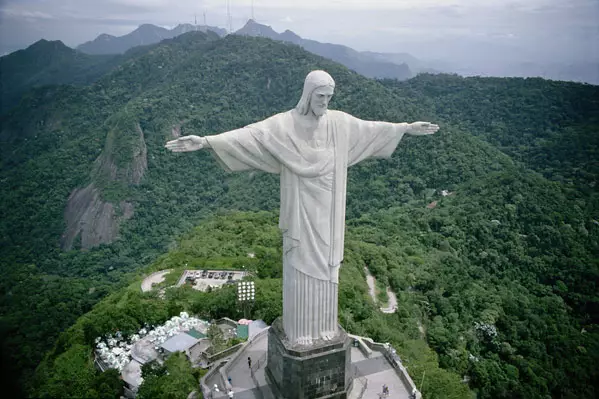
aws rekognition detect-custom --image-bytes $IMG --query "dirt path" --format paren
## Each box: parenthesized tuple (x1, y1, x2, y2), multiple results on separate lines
(381, 286, 398, 314)
(141, 270, 171, 292)
(417, 319, 426, 338)
(364, 266, 398, 314)
(364, 267, 377, 303)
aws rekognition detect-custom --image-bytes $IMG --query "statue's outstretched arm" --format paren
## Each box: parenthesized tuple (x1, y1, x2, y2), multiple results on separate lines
(406, 122, 440, 136)
(345, 113, 440, 166)
(164, 135, 210, 152)
(165, 126, 281, 174)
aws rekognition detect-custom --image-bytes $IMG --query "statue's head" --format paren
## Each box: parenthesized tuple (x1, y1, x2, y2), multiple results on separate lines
(296, 70, 335, 117)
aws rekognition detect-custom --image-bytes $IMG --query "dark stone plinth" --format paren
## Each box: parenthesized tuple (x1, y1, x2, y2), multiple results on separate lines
(265, 318, 353, 399)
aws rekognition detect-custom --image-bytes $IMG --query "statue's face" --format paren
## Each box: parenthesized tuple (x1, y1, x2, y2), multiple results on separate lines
(309, 86, 334, 116)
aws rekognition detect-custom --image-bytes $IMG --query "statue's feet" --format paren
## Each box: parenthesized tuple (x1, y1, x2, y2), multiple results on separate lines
(295, 336, 313, 346)
(291, 330, 339, 346)
(319, 330, 336, 341)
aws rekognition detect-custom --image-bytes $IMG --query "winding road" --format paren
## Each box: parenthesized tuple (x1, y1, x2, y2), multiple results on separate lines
(364, 267, 397, 314)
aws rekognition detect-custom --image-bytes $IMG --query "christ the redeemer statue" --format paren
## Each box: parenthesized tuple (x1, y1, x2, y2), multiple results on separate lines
(166, 70, 438, 346)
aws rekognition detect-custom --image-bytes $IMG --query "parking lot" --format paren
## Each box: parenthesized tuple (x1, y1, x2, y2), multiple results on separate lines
(175, 269, 246, 291)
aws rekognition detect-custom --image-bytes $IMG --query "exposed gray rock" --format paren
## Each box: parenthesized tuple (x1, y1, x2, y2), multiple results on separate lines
(61, 184, 119, 250)
(130, 123, 147, 185)
(61, 122, 146, 250)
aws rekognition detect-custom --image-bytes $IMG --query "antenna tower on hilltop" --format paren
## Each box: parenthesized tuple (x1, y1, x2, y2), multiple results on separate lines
(226, 0, 233, 33)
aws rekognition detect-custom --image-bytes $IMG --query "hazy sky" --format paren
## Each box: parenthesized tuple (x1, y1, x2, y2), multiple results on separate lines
(1, 0, 598, 67)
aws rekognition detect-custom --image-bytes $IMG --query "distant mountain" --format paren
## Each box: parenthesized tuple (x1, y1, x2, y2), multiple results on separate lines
(236, 19, 280, 40)
(0, 39, 120, 113)
(361, 51, 443, 75)
(362, 51, 421, 69)
(500, 61, 599, 85)
(235, 19, 412, 81)
(77, 23, 226, 55)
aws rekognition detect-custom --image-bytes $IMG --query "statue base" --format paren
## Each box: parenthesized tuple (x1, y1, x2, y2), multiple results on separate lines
(265, 318, 353, 399)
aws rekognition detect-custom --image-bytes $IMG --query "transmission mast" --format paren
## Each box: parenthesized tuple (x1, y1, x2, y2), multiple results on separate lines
(226, 0, 232, 33)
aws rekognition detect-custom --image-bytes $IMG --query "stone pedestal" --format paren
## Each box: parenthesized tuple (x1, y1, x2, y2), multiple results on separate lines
(265, 318, 353, 399)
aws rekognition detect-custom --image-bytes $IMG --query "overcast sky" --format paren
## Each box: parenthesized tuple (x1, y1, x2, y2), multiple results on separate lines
(1, 0, 598, 67)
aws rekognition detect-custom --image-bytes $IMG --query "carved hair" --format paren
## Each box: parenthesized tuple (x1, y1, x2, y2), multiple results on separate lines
(295, 70, 335, 115)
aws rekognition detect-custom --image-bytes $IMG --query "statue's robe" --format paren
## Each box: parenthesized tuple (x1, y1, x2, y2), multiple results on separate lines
(206, 109, 408, 344)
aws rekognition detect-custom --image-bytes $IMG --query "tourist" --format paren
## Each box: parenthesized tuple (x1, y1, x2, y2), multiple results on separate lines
(382, 384, 389, 396)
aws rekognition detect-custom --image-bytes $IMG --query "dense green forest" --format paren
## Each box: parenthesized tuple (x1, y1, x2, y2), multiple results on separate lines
(1, 31, 598, 398)
(31, 212, 470, 398)
(0, 40, 117, 114)
(380, 76, 599, 193)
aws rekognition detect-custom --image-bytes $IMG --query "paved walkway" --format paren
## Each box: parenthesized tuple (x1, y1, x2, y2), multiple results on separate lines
(212, 334, 414, 399)
(253, 366, 276, 399)
(226, 332, 268, 398)
(351, 348, 410, 399)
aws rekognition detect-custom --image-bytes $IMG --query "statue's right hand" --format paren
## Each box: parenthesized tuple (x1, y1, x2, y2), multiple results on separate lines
(165, 135, 207, 152)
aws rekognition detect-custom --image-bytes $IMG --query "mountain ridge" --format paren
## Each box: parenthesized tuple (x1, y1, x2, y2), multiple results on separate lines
(0, 39, 121, 113)
(77, 23, 226, 55)
(235, 19, 412, 81)
(76, 20, 414, 81)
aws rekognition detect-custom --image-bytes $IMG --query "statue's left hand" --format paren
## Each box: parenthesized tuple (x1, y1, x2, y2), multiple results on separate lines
(164, 135, 208, 152)
(407, 122, 439, 135)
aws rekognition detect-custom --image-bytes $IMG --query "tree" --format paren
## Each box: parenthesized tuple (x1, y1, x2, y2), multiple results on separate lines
(137, 353, 197, 399)
(36, 345, 96, 399)
(207, 323, 226, 354)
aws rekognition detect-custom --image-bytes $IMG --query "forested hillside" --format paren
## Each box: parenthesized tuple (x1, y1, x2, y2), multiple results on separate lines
(0, 31, 222, 114)
(381, 75, 599, 192)
(0, 31, 597, 398)
(0, 40, 119, 113)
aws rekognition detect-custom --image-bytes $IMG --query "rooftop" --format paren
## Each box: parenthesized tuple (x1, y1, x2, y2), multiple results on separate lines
(121, 359, 143, 388)
(186, 328, 206, 339)
(130, 338, 159, 364)
(160, 332, 200, 353)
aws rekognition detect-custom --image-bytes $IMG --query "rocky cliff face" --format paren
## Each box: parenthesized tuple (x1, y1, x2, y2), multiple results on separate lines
(61, 121, 146, 250)
(129, 124, 148, 185)
(60, 184, 134, 250)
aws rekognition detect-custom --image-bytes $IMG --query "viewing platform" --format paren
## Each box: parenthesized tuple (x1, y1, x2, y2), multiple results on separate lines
(201, 328, 421, 399)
